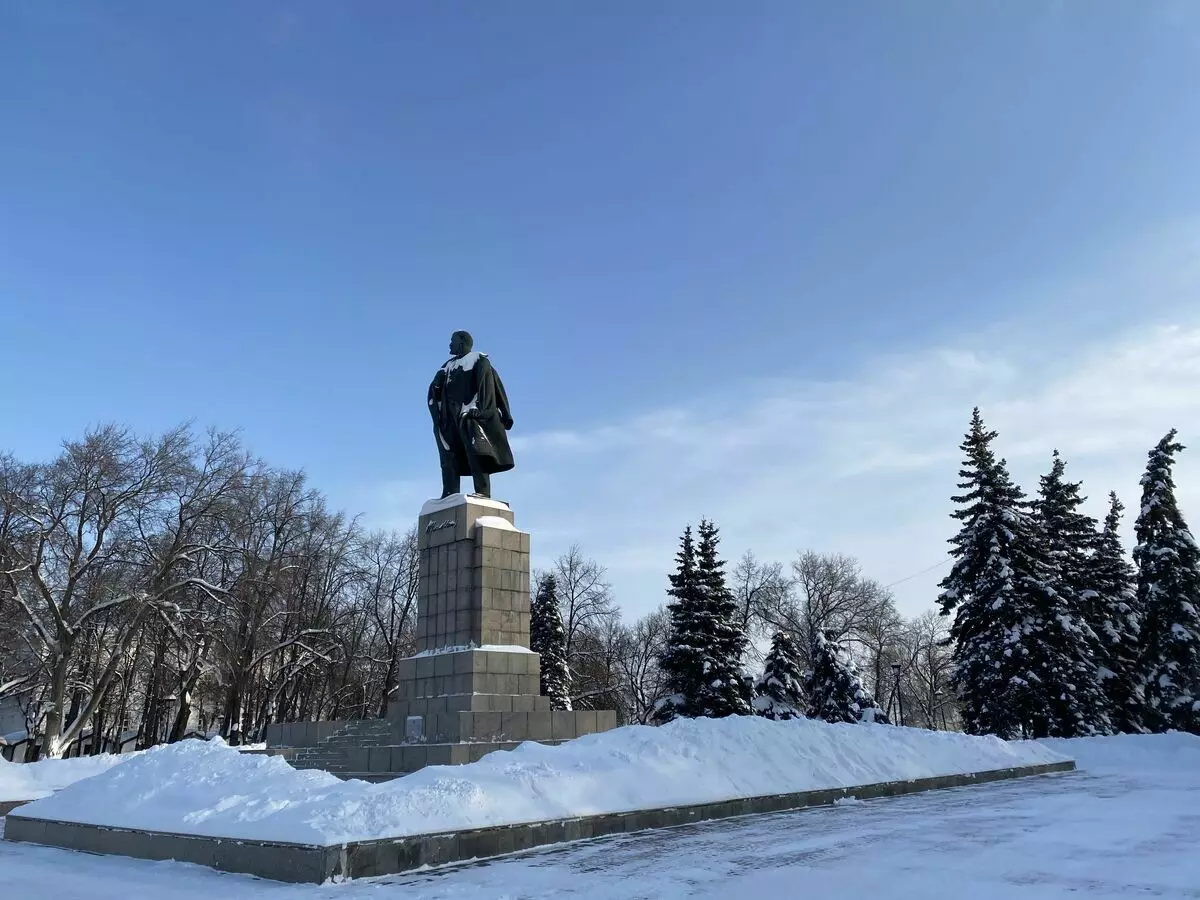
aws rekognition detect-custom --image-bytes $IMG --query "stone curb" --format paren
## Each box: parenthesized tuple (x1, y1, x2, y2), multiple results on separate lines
(3, 759, 1075, 883)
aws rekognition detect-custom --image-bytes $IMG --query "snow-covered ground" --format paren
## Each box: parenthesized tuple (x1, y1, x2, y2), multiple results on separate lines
(1, 732, 1196, 898)
(12, 716, 1066, 844)
(0, 751, 134, 802)
(0, 740, 268, 804)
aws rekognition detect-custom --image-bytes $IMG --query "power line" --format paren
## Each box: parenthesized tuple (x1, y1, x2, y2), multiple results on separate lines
(883, 556, 953, 590)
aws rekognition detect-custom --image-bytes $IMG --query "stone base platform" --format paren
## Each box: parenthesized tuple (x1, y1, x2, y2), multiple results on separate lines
(269, 495, 619, 779)
(386, 648, 551, 739)
(285, 708, 618, 777)
(387, 648, 614, 745)
(302, 740, 572, 782)
(3, 760, 1076, 883)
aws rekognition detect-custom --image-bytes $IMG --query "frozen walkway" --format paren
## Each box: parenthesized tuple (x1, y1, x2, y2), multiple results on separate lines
(1, 734, 1197, 899)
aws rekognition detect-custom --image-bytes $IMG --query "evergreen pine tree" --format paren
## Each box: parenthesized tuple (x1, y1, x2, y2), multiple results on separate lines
(1087, 492, 1147, 733)
(693, 519, 751, 717)
(530, 573, 572, 711)
(753, 631, 806, 720)
(1032, 451, 1112, 736)
(937, 408, 1081, 739)
(1133, 430, 1200, 734)
(805, 630, 888, 724)
(655, 520, 751, 722)
(654, 526, 706, 723)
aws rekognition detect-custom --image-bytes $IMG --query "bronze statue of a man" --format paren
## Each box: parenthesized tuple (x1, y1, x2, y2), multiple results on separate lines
(428, 330, 515, 499)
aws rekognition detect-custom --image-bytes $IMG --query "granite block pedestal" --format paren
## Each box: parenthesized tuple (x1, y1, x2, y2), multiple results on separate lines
(286, 494, 616, 777)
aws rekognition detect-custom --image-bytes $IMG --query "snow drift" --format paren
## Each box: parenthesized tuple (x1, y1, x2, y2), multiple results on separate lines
(13, 717, 1070, 845)
(1035, 731, 1200, 776)
(0, 752, 133, 803)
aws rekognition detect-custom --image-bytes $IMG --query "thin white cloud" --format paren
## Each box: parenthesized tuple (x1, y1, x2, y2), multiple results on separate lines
(513, 322, 1200, 619)
(359, 223, 1200, 622)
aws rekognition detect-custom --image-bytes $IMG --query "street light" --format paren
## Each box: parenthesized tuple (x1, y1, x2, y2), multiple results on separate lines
(891, 663, 904, 727)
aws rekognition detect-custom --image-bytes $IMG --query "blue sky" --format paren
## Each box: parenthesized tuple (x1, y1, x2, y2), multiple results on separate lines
(3, 2, 1199, 617)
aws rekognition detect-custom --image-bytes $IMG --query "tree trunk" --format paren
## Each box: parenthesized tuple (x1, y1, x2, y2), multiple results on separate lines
(43, 651, 72, 758)
(91, 704, 106, 756)
(168, 672, 200, 743)
(221, 681, 242, 744)
(378, 648, 398, 719)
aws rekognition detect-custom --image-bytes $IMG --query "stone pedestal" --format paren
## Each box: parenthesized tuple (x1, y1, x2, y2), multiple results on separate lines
(282, 495, 616, 777)
(413, 493, 531, 651)
(379, 494, 615, 770)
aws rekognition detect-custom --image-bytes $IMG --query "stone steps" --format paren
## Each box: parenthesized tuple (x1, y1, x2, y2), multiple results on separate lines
(287, 719, 394, 775)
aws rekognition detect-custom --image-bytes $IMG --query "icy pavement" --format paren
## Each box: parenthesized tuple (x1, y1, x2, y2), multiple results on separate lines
(1, 733, 1197, 899)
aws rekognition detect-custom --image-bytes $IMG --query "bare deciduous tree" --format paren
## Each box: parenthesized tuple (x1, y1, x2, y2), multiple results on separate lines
(536, 545, 622, 706)
(0, 426, 242, 757)
(896, 610, 957, 730)
(614, 607, 671, 724)
(357, 528, 419, 718)
(857, 599, 906, 702)
(552, 545, 619, 657)
(751, 551, 897, 666)
(731, 550, 793, 668)
(0, 616, 37, 707)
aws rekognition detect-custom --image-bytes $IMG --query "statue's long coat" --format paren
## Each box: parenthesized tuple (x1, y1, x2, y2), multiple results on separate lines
(428, 351, 515, 475)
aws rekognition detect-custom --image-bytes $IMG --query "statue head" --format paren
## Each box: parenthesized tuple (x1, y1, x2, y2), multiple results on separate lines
(449, 330, 474, 358)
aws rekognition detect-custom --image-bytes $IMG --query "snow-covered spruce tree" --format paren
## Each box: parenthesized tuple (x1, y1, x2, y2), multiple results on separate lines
(1032, 451, 1112, 736)
(805, 630, 888, 724)
(653, 526, 706, 723)
(937, 408, 1083, 739)
(654, 521, 751, 722)
(694, 519, 752, 717)
(753, 630, 806, 720)
(1087, 492, 1146, 733)
(1133, 430, 1200, 734)
(531, 573, 572, 711)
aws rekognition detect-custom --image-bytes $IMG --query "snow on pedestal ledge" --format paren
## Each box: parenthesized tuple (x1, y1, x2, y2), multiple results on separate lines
(411, 643, 535, 657)
(474, 515, 520, 532)
(11, 716, 1072, 847)
(419, 494, 512, 516)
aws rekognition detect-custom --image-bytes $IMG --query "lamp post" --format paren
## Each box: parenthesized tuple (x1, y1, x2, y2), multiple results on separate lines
(891, 663, 904, 727)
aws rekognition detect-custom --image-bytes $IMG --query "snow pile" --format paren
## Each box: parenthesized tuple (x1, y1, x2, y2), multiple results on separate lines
(0, 751, 134, 802)
(15, 718, 1069, 845)
(1036, 731, 1200, 777)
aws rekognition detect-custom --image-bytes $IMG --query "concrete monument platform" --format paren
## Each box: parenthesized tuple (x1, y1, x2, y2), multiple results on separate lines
(3, 760, 1076, 882)
(278, 494, 616, 777)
